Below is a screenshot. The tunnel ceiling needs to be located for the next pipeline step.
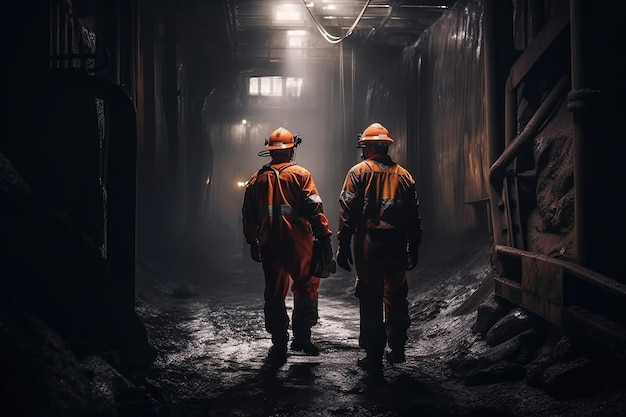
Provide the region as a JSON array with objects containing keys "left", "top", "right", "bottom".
[{"left": 222, "top": 0, "right": 456, "bottom": 68}]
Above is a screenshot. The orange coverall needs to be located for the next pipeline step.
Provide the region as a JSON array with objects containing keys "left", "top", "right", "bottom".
[
  {"left": 337, "top": 155, "right": 422, "bottom": 354},
  {"left": 242, "top": 161, "right": 331, "bottom": 346}
]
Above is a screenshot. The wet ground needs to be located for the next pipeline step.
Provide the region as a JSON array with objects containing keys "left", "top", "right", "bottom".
[{"left": 134, "top": 236, "right": 626, "bottom": 417}]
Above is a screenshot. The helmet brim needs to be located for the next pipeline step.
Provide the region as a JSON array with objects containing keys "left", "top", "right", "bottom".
[
  {"left": 265, "top": 143, "right": 295, "bottom": 151},
  {"left": 356, "top": 140, "right": 393, "bottom": 147}
]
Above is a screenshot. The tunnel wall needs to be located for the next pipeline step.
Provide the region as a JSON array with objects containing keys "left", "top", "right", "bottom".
[
  {"left": 351, "top": 47, "right": 409, "bottom": 169},
  {"left": 406, "top": 0, "right": 490, "bottom": 246},
  {"left": 136, "top": 0, "right": 242, "bottom": 271}
]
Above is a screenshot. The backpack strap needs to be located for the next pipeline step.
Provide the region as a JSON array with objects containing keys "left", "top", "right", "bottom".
[{"left": 265, "top": 162, "right": 294, "bottom": 238}]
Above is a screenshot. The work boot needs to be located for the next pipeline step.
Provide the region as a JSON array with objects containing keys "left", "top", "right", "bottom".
[
  {"left": 290, "top": 338, "right": 320, "bottom": 356},
  {"left": 385, "top": 348, "right": 406, "bottom": 364},
  {"left": 291, "top": 327, "right": 320, "bottom": 356},
  {"left": 357, "top": 350, "right": 383, "bottom": 373},
  {"left": 266, "top": 344, "right": 288, "bottom": 364},
  {"left": 266, "top": 332, "right": 288, "bottom": 364}
]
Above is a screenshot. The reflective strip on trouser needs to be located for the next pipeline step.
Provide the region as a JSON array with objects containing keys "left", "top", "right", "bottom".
[
  {"left": 261, "top": 238, "right": 319, "bottom": 341},
  {"left": 354, "top": 257, "right": 410, "bottom": 352}
]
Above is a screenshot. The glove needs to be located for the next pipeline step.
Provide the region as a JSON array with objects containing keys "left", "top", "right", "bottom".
[
  {"left": 320, "top": 235, "right": 337, "bottom": 274},
  {"left": 407, "top": 244, "right": 419, "bottom": 271},
  {"left": 250, "top": 239, "right": 262, "bottom": 263},
  {"left": 336, "top": 241, "right": 353, "bottom": 272},
  {"left": 320, "top": 235, "right": 333, "bottom": 264}
]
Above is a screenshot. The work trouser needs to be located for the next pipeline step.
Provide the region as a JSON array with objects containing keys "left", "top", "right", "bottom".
[
  {"left": 260, "top": 237, "right": 320, "bottom": 345},
  {"left": 353, "top": 232, "right": 411, "bottom": 354}
]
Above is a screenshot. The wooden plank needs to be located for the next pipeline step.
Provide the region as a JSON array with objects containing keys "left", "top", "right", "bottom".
[
  {"left": 521, "top": 292, "right": 561, "bottom": 325},
  {"left": 509, "top": 1, "right": 569, "bottom": 88},
  {"left": 522, "top": 255, "right": 563, "bottom": 304},
  {"left": 494, "top": 276, "right": 522, "bottom": 306}
]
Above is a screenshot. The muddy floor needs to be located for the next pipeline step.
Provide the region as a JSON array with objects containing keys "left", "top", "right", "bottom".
[{"left": 134, "top": 236, "right": 626, "bottom": 417}]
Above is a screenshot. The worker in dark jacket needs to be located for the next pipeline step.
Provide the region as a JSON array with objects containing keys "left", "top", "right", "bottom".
[
  {"left": 336, "top": 122, "right": 423, "bottom": 373},
  {"left": 242, "top": 127, "right": 333, "bottom": 364}
]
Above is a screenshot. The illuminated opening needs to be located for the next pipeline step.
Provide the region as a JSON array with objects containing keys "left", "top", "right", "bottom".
[
  {"left": 248, "top": 76, "right": 303, "bottom": 97},
  {"left": 274, "top": 5, "right": 302, "bottom": 22},
  {"left": 287, "top": 30, "right": 307, "bottom": 48},
  {"left": 285, "top": 77, "right": 303, "bottom": 97}
]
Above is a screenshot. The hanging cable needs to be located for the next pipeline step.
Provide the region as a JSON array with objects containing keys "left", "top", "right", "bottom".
[{"left": 301, "top": 0, "right": 372, "bottom": 44}]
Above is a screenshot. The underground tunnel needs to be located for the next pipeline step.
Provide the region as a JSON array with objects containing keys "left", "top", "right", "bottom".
[{"left": 1, "top": 0, "right": 626, "bottom": 416}]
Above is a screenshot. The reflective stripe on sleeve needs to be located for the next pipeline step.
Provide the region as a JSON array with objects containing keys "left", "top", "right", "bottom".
[{"left": 306, "top": 194, "right": 322, "bottom": 204}]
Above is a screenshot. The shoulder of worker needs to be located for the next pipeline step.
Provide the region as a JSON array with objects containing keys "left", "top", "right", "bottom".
[
  {"left": 395, "top": 163, "right": 415, "bottom": 180},
  {"left": 373, "top": 157, "right": 415, "bottom": 178},
  {"left": 256, "top": 161, "right": 296, "bottom": 174},
  {"left": 349, "top": 159, "right": 373, "bottom": 173},
  {"left": 350, "top": 157, "right": 395, "bottom": 173},
  {"left": 248, "top": 169, "right": 261, "bottom": 181},
  {"left": 278, "top": 162, "right": 311, "bottom": 176}
]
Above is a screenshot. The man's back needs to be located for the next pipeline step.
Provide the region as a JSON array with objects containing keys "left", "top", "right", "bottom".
[{"left": 338, "top": 155, "right": 421, "bottom": 241}]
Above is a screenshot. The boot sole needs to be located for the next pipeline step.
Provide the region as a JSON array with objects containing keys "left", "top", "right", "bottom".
[{"left": 290, "top": 341, "right": 320, "bottom": 356}]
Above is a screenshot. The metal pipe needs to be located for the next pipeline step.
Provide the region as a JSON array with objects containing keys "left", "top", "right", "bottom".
[
  {"left": 49, "top": 1, "right": 54, "bottom": 67},
  {"left": 483, "top": 0, "right": 499, "bottom": 238},
  {"left": 54, "top": 2, "right": 60, "bottom": 68},
  {"left": 504, "top": 76, "right": 515, "bottom": 147},
  {"left": 483, "top": 0, "right": 498, "bottom": 165},
  {"left": 65, "top": 8, "right": 73, "bottom": 68},
  {"left": 569, "top": 0, "right": 586, "bottom": 267},
  {"left": 490, "top": 75, "right": 570, "bottom": 181},
  {"left": 488, "top": 74, "right": 570, "bottom": 246}
]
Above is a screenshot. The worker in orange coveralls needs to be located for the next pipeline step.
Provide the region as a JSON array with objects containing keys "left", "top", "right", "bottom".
[
  {"left": 336, "top": 122, "right": 423, "bottom": 373},
  {"left": 242, "top": 126, "right": 333, "bottom": 364}
]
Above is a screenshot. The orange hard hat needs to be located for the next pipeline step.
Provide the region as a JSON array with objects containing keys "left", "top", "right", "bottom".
[
  {"left": 265, "top": 127, "right": 301, "bottom": 150},
  {"left": 357, "top": 122, "right": 394, "bottom": 147}
]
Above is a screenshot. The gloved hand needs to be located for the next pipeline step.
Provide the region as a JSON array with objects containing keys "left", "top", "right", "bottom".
[
  {"left": 320, "top": 235, "right": 333, "bottom": 264},
  {"left": 320, "top": 234, "right": 337, "bottom": 274},
  {"left": 407, "top": 244, "right": 419, "bottom": 271},
  {"left": 250, "top": 239, "right": 262, "bottom": 263},
  {"left": 336, "top": 241, "right": 353, "bottom": 272}
]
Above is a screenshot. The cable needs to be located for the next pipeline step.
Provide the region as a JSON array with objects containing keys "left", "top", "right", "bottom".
[{"left": 301, "top": 0, "right": 372, "bottom": 44}]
